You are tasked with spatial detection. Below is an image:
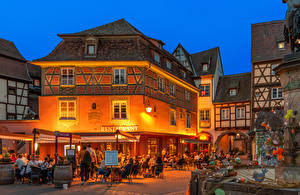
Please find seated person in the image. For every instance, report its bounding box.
[120,158,133,178]
[96,160,110,182]
[25,156,39,178]
[132,159,140,176]
[40,157,53,184]
[15,154,25,179]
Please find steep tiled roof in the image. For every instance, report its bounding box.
[190,47,220,77]
[251,20,291,63]
[214,72,251,103]
[27,63,41,79]
[0,38,25,61]
[58,19,143,37]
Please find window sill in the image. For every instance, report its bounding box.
[59,117,76,121]
[60,85,75,88]
[271,97,283,100]
[85,55,96,58]
[112,118,128,120]
[112,84,127,87]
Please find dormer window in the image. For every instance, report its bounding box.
[203,63,208,71]
[87,44,96,55]
[229,89,237,96]
[278,42,285,49]
[154,52,160,64]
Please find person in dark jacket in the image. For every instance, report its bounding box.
[80,146,91,184]
[154,156,164,176]
[121,158,133,178]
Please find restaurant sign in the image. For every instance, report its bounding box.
[100,125,138,133]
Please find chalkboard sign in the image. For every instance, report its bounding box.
[105,150,118,166]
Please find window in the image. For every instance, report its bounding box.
[158,77,164,92]
[271,64,278,75]
[180,111,183,119]
[113,101,127,119]
[229,89,237,96]
[278,42,285,49]
[221,108,230,120]
[199,110,210,121]
[148,138,159,156]
[185,90,190,101]
[61,67,74,85]
[170,110,176,126]
[170,83,175,96]
[34,80,40,87]
[8,87,16,95]
[203,63,208,71]
[7,113,16,120]
[87,44,96,55]
[200,85,210,96]
[59,100,76,120]
[186,113,191,128]
[236,107,245,119]
[272,88,283,99]
[114,68,126,84]
[181,71,186,78]
[154,52,160,64]
[166,60,172,69]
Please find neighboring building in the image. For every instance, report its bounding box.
[31,19,199,158]
[0,38,31,120]
[173,45,224,152]
[26,63,41,118]
[213,72,251,157]
[251,20,290,130]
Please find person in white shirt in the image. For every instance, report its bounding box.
[25,156,38,176]
[15,155,25,170]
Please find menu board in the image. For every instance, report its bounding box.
[105,150,118,166]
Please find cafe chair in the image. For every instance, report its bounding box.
[31,166,41,185]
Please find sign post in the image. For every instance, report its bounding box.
[105,150,118,185]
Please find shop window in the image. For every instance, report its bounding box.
[158,77,164,92]
[148,138,159,156]
[113,101,127,119]
[272,87,283,99]
[221,108,230,120]
[59,100,76,120]
[199,110,210,121]
[61,67,74,85]
[114,68,126,85]
[236,107,245,119]
[170,110,176,126]
[200,85,210,96]
[186,113,191,128]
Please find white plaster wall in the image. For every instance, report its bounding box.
[0,103,6,119]
[8,95,16,104]
[7,104,15,113]
[0,78,7,103]
[8,80,16,87]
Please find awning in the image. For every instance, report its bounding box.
[0,133,33,141]
[81,136,139,143]
[182,138,210,144]
[34,129,81,143]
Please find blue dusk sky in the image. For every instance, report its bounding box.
[1,0,287,75]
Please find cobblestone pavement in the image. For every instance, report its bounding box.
[0,170,190,195]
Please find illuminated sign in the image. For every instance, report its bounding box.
[100,125,138,133]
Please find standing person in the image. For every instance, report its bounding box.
[80,146,87,184]
[87,144,97,179]
[15,154,25,180]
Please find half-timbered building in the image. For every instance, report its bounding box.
[173,45,224,152]
[31,19,199,157]
[251,20,290,129]
[214,72,251,157]
[0,38,31,120]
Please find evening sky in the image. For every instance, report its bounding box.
[0,0,287,75]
